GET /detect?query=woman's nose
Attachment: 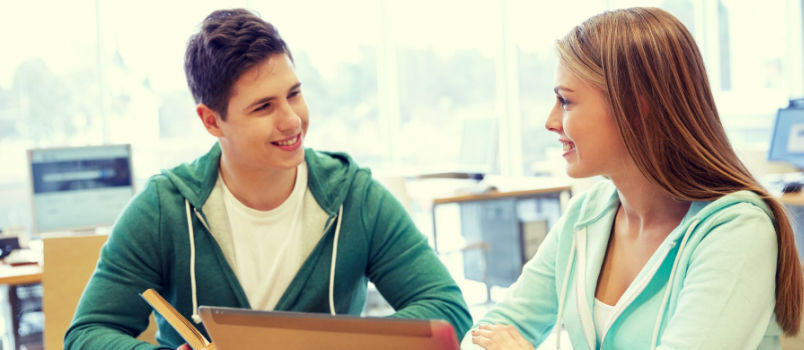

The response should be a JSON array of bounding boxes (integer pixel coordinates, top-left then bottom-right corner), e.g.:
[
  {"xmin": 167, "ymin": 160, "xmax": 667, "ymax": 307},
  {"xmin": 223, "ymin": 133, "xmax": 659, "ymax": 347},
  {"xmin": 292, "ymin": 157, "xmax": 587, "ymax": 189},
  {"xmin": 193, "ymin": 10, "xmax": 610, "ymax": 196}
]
[{"xmin": 545, "ymin": 103, "xmax": 562, "ymax": 133}]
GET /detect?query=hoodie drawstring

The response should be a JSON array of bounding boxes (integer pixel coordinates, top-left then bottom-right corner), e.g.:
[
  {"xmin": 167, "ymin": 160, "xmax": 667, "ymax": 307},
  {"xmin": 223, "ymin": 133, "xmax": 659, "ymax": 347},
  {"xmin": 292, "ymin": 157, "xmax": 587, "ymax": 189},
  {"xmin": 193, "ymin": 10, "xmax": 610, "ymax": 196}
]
[
  {"xmin": 185, "ymin": 200, "xmax": 203, "ymax": 324},
  {"xmin": 649, "ymin": 219, "xmax": 698, "ymax": 349},
  {"xmin": 555, "ymin": 232, "xmax": 578, "ymax": 350},
  {"xmin": 184, "ymin": 200, "xmax": 343, "ymax": 320},
  {"xmin": 550, "ymin": 220, "xmax": 698, "ymax": 350},
  {"xmin": 329, "ymin": 205, "xmax": 343, "ymax": 315}
]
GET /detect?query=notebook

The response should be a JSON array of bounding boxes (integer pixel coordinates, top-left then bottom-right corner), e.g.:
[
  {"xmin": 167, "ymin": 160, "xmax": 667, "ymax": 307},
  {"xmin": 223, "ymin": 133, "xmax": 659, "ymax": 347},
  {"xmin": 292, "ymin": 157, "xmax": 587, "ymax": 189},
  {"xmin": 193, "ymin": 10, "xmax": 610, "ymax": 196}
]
[
  {"xmin": 198, "ymin": 305, "xmax": 460, "ymax": 350},
  {"xmin": 140, "ymin": 289, "xmax": 215, "ymax": 350}
]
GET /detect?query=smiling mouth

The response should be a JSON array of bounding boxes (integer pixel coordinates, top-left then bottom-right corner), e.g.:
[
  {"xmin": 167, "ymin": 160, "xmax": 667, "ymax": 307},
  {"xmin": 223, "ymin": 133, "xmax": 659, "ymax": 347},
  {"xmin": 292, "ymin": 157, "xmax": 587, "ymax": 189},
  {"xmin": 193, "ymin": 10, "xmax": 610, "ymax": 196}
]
[
  {"xmin": 561, "ymin": 140, "xmax": 575, "ymax": 152},
  {"xmin": 272, "ymin": 134, "xmax": 300, "ymax": 146}
]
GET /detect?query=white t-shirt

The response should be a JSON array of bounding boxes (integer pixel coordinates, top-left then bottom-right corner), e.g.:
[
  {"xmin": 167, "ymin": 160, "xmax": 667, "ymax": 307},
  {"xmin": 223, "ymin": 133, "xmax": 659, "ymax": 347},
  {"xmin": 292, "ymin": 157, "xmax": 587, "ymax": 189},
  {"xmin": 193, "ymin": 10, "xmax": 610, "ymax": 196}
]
[
  {"xmin": 221, "ymin": 162, "xmax": 308, "ymax": 310},
  {"xmin": 594, "ymin": 298, "xmax": 615, "ymax": 344}
]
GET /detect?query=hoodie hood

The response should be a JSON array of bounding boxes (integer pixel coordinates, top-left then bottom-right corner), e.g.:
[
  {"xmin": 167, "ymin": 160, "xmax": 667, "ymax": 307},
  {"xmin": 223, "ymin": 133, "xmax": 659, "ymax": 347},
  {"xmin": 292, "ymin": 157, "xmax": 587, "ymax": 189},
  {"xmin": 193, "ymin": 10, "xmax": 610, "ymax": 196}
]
[
  {"xmin": 160, "ymin": 142, "xmax": 360, "ymax": 214},
  {"xmin": 160, "ymin": 142, "xmax": 364, "ymax": 323},
  {"xmin": 571, "ymin": 180, "xmax": 774, "ymax": 243}
]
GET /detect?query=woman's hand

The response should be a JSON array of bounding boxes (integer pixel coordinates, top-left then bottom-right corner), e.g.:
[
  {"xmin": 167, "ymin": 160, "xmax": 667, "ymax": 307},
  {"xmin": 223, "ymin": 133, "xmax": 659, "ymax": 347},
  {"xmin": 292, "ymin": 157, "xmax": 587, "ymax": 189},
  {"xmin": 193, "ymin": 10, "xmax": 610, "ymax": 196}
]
[
  {"xmin": 471, "ymin": 324, "xmax": 535, "ymax": 350},
  {"xmin": 176, "ymin": 343, "xmax": 191, "ymax": 350}
]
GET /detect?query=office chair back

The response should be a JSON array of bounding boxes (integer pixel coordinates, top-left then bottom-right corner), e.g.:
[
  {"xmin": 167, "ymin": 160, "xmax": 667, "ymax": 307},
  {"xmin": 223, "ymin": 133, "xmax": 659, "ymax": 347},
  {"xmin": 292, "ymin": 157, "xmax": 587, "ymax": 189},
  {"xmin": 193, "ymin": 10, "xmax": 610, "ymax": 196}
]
[{"xmin": 42, "ymin": 234, "xmax": 156, "ymax": 349}]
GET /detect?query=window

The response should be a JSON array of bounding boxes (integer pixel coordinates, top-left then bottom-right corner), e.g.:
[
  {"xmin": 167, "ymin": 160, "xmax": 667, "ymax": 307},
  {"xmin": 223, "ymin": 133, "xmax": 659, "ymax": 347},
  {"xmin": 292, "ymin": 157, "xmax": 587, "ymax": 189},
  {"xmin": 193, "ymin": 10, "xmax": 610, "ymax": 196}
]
[
  {"xmin": 711, "ymin": 0, "xmax": 802, "ymax": 149},
  {"xmin": 608, "ymin": 0, "xmax": 803, "ymax": 150},
  {"xmin": 383, "ymin": 0, "xmax": 500, "ymax": 174},
  {"xmin": 0, "ymin": 0, "xmax": 801, "ymax": 233},
  {"xmin": 260, "ymin": 0, "xmax": 384, "ymax": 168},
  {"xmin": 0, "ymin": 0, "xmax": 102, "ymax": 232},
  {"xmin": 510, "ymin": 0, "xmax": 605, "ymax": 176}
]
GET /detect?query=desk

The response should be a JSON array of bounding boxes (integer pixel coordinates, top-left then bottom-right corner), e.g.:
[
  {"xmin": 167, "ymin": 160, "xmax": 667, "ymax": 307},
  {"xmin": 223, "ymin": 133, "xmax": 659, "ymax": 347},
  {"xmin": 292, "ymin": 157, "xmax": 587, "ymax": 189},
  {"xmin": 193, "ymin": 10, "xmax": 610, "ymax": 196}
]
[
  {"xmin": 0, "ymin": 265, "xmax": 42, "ymax": 286},
  {"xmin": 0, "ymin": 263, "xmax": 43, "ymax": 350},
  {"xmin": 779, "ymin": 193, "xmax": 804, "ymax": 206},
  {"xmin": 431, "ymin": 180, "xmax": 572, "ymax": 288},
  {"xmin": 432, "ymin": 185, "xmax": 573, "ymax": 205},
  {"xmin": 778, "ymin": 193, "xmax": 804, "ymax": 263},
  {"xmin": 0, "ymin": 236, "xmax": 157, "ymax": 350}
]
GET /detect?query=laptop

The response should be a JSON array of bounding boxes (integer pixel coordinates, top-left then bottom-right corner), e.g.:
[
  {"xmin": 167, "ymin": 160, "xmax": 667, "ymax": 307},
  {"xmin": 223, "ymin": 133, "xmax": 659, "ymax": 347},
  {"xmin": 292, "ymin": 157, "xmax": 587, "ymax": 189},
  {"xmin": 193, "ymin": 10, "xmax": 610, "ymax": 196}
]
[{"xmin": 198, "ymin": 306, "xmax": 460, "ymax": 350}]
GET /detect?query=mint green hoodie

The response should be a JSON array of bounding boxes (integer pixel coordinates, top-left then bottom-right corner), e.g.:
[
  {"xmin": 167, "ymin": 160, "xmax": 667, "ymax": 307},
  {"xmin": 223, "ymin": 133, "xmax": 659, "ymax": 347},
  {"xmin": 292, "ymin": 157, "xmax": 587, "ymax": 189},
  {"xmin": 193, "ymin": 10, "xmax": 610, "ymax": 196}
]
[
  {"xmin": 65, "ymin": 143, "xmax": 471, "ymax": 349},
  {"xmin": 462, "ymin": 180, "xmax": 781, "ymax": 350}
]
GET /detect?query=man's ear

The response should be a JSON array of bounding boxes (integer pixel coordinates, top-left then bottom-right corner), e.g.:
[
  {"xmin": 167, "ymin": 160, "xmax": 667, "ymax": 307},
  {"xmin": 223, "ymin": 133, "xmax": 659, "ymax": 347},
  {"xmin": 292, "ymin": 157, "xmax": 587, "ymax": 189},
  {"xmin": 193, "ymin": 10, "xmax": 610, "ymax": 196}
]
[{"xmin": 197, "ymin": 104, "xmax": 224, "ymax": 137}]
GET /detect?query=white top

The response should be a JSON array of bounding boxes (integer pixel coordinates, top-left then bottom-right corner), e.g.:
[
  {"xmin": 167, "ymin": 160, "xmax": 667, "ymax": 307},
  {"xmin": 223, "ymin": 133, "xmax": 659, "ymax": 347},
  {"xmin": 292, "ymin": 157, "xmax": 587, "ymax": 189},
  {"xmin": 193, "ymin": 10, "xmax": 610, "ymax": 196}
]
[
  {"xmin": 594, "ymin": 297, "xmax": 615, "ymax": 344},
  {"xmin": 221, "ymin": 162, "xmax": 309, "ymax": 310}
]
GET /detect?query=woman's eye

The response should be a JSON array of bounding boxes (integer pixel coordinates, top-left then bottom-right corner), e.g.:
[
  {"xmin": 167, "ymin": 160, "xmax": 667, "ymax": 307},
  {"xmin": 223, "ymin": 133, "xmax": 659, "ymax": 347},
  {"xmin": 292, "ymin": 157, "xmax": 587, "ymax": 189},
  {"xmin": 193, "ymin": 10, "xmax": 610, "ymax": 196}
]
[{"xmin": 557, "ymin": 96, "xmax": 570, "ymax": 109}]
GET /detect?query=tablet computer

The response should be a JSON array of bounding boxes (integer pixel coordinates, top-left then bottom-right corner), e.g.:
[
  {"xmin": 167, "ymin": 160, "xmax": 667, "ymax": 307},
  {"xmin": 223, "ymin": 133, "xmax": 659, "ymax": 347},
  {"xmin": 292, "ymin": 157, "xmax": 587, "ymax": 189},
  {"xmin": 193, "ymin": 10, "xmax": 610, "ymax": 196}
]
[{"xmin": 198, "ymin": 306, "xmax": 459, "ymax": 350}]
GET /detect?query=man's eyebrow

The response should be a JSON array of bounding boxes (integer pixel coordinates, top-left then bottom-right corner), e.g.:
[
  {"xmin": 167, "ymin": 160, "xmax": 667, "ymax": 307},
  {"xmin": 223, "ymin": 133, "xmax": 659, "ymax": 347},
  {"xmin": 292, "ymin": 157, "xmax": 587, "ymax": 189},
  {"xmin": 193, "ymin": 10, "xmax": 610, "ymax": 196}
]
[
  {"xmin": 245, "ymin": 96, "xmax": 275, "ymax": 112},
  {"xmin": 244, "ymin": 83, "xmax": 303, "ymax": 112}
]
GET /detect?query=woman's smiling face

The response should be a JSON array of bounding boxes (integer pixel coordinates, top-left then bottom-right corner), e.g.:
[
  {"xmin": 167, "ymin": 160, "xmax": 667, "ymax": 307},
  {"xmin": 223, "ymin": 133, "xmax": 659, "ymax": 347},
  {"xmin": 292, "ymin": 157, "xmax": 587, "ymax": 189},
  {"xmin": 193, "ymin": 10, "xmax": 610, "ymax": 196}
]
[{"xmin": 544, "ymin": 62, "xmax": 632, "ymax": 179}]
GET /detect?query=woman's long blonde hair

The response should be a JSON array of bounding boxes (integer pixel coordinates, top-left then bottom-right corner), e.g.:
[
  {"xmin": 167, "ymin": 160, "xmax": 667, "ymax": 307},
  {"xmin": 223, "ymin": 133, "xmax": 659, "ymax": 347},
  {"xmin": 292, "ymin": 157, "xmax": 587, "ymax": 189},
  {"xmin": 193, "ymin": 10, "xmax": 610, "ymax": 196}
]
[{"xmin": 556, "ymin": 7, "xmax": 802, "ymax": 335}]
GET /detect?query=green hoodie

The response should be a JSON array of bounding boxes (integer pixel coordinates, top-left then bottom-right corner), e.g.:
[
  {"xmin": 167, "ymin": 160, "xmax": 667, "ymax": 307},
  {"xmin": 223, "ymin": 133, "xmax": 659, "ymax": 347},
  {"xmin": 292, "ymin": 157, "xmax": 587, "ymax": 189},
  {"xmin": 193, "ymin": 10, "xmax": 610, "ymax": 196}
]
[{"xmin": 65, "ymin": 143, "xmax": 471, "ymax": 349}]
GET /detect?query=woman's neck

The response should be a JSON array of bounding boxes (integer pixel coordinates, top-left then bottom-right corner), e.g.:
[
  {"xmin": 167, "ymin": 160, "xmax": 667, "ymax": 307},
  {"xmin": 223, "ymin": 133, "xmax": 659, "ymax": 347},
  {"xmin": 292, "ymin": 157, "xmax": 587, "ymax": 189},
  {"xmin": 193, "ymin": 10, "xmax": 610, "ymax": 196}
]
[{"xmin": 610, "ymin": 173, "xmax": 690, "ymax": 237}]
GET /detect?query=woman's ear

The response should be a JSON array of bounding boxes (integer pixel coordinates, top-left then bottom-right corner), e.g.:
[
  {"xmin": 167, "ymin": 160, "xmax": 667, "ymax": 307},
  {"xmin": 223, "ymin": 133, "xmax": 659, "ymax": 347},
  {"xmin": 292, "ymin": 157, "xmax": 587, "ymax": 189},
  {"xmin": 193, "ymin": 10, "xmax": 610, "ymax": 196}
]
[
  {"xmin": 637, "ymin": 95, "xmax": 651, "ymax": 118},
  {"xmin": 197, "ymin": 104, "xmax": 224, "ymax": 137}
]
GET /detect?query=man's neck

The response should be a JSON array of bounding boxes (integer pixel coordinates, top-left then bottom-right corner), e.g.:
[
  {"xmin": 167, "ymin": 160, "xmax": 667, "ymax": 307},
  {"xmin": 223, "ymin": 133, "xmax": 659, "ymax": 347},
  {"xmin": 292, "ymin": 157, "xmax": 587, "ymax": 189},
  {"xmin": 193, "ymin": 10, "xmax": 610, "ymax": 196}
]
[{"xmin": 219, "ymin": 156, "xmax": 297, "ymax": 211}]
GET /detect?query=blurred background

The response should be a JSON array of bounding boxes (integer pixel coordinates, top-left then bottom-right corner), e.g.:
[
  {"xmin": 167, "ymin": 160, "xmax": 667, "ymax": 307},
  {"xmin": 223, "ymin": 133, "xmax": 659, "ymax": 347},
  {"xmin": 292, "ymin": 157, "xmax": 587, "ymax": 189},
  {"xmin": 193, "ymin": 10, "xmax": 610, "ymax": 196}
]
[
  {"xmin": 1, "ymin": 0, "xmax": 804, "ymax": 348},
  {"xmin": 2, "ymin": 0, "xmax": 800, "ymax": 233}
]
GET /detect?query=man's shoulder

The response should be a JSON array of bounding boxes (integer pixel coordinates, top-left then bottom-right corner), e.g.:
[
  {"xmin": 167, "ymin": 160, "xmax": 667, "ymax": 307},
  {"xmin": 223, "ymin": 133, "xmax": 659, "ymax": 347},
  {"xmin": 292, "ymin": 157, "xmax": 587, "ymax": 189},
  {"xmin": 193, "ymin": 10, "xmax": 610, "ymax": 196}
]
[
  {"xmin": 129, "ymin": 173, "xmax": 189, "ymax": 209},
  {"xmin": 305, "ymin": 148, "xmax": 355, "ymax": 168},
  {"xmin": 304, "ymin": 148, "xmax": 381, "ymax": 214},
  {"xmin": 304, "ymin": 148, "xmax": 364, "ymax": 182}
]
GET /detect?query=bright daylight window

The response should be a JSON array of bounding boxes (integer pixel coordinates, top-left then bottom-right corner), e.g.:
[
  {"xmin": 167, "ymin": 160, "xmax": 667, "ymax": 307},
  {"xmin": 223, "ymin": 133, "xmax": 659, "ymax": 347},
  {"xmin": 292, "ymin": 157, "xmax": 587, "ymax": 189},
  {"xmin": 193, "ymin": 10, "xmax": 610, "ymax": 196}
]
[
  {"xmin": 385, "ymin": 0, "xmax": 498, "ymax": 174},
  {"xmin": 609, "ymin": 0, "xmax": 804, "ymax": 155},
  {"xmin": 0, "ymin": 0, "xmax": 801, "ymax": 238}
]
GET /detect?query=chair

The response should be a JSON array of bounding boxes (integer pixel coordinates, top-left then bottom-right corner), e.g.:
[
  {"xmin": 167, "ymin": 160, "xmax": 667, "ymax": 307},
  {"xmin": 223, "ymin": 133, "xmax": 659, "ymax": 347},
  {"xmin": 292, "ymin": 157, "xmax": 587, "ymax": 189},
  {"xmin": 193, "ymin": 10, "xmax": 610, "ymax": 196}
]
[{"xmin": 42, "ymin": 234, "xmax": 156, "ymax": 349}]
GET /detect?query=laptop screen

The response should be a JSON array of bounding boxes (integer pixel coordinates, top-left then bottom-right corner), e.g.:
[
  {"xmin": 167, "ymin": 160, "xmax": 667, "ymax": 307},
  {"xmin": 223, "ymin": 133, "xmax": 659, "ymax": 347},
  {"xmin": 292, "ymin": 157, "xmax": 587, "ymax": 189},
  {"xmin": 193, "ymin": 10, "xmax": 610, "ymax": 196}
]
[
  {"xmin": 27, "ymin": 144, "xmax": 134, "ymax": 236},
  {"xmin": 768, "ymin": 107, "xmax": 804, "ymax": 170}
]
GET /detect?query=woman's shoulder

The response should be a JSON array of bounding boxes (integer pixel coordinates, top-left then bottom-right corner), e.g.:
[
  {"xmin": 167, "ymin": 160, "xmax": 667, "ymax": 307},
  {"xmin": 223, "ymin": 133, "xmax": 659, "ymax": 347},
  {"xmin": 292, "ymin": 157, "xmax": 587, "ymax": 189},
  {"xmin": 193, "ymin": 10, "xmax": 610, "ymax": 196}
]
[
  {"xmin": 682, "ymin": 191, "xmax": 776, "ymax": 256},
  {"xmin": 690, "ymin": 190, "xmax": 773, "ymax": 227}
]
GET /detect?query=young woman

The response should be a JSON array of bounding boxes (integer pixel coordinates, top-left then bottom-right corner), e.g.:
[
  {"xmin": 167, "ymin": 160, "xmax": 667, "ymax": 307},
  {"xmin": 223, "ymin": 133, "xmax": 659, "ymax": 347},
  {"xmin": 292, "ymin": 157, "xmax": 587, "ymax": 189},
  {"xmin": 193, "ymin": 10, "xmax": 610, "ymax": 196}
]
[{"xmin": 464, "ymin": 7, "xmax": 802, "ymax": 350}]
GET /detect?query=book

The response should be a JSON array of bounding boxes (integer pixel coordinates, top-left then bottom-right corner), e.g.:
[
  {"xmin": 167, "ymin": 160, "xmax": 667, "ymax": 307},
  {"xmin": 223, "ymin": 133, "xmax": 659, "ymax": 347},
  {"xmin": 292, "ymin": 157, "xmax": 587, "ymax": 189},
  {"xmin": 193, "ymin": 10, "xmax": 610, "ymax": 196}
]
[{"xmin": 140, "ymin": 288, "xmax": 216, "ymax": 350}]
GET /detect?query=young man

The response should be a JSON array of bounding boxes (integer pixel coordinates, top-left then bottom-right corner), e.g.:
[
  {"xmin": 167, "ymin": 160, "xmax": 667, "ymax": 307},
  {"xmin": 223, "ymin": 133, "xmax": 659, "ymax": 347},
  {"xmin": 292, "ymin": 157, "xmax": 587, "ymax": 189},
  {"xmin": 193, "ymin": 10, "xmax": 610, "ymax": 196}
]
[{"xmin": 65, "ymin": 8, "xmax": 471, "ymax": 349}]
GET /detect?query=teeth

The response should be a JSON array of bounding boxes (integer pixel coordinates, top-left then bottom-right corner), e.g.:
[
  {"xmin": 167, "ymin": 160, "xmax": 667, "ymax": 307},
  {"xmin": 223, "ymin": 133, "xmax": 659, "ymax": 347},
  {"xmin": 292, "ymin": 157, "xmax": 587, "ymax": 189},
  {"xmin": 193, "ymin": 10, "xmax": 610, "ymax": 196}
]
[
  {"xmin": 563, "ymin": 142, "xmax": 573, "ymax": 152},
  {"xmin": 276, "ymin": 135, "xmax": 297, "ymax": 146}
]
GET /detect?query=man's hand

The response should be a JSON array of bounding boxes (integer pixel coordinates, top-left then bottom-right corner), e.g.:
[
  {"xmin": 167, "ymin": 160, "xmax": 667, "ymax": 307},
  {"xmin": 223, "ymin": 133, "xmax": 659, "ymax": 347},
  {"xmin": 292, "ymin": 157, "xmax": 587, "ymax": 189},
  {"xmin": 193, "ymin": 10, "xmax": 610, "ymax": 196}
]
[
  {"xmin": 471, "ymin": 324, "xmax": 535, "ymax": 350},
  {"xmin": 177, "ymin": 343, "xmax": 191, "ymax": 350}
]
